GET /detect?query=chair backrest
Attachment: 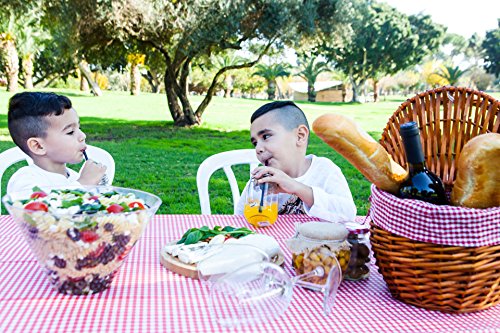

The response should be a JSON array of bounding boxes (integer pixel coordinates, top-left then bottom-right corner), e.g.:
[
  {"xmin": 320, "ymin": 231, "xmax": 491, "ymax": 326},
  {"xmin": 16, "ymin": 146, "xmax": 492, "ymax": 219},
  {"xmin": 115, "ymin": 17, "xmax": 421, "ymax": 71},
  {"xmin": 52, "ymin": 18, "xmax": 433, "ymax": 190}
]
[
  {"xmin": 84, "ymin": 145, "xmax": 116, "ymax": 186},
  {"xmin": 0, "ymin": 145, "xmax": 115, "ymax": 212},
  {"xmin": 196, "ymin": 149, "xmax": 259, "ymax": 215}
]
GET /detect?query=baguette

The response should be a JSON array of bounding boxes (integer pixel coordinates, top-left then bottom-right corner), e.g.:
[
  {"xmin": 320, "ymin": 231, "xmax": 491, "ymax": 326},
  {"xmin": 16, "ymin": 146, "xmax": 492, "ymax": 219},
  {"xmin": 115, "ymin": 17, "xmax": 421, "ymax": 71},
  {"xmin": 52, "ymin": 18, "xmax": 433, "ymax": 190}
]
[
  {"xmin": 451, "ymin": 133, "xmax": 500, "ymax": 208},
  {"xmin": 312, "ymin": 114, "xmax": 407, "ymax": 194}
]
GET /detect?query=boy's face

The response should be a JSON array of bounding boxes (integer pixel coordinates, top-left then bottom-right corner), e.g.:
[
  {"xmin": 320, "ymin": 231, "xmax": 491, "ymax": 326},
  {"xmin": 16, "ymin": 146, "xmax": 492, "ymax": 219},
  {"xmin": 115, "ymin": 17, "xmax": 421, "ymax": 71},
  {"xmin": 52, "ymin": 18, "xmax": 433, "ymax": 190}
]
[
  {"xmin": 38, "ymin": 108, "xmax": 87, "ymax": 164},
  {"xmin": 250, "ymin": 112, "xmax": 305, "ymax": 176}
]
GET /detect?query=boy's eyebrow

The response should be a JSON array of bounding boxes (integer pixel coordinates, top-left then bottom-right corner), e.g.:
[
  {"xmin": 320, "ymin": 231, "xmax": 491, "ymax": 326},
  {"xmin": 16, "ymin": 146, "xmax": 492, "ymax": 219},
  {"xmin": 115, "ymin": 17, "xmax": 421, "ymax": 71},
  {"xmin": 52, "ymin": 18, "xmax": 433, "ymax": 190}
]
[
  {"xmin": 61, "ymin": 122, "xmax": 78, "ymax": 132},
  {"xmin": 257, "ymin": 129, "xmax": 272, "ymax": 136}
]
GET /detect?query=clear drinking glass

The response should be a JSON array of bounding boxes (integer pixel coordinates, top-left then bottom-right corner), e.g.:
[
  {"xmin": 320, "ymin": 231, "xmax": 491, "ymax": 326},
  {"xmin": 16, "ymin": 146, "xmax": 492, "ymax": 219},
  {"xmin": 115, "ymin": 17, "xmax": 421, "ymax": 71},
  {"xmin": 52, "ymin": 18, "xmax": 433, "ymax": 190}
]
[
  {"xmin": 208, "ymin": 256, "xmax": 342, "ymax": 327},
  {"xmin": 197, "ymin": 244, "xmax": 271, "ymax": 284},
  {"xmin": 243, "ymin": 178, "xmax": 279, "ymax": 228}
]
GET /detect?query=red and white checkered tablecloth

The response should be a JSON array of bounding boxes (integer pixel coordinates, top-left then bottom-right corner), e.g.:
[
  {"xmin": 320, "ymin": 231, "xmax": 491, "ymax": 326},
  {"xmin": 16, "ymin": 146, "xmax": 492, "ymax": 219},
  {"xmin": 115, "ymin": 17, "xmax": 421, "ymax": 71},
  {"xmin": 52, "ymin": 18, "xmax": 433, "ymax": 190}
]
[{"xmin": 1, "ymin": 214, "xmax": 499, "ymax": 333}]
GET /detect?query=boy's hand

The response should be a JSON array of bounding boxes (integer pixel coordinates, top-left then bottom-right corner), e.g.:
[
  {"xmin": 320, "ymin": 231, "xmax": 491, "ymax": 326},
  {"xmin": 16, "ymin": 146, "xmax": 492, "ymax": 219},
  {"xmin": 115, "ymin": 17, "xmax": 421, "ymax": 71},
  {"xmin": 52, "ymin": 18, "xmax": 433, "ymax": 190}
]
[
  {"xmin": 78, "ymin": 159, "xmax": 107, "ymax": 185},
  {"xmin": 252, "ymin": 166, "xmax": 314, "ymax": 207},
  {"xmin": 252, "ymin": 166, "xmax": 299, "ymax": 194}
]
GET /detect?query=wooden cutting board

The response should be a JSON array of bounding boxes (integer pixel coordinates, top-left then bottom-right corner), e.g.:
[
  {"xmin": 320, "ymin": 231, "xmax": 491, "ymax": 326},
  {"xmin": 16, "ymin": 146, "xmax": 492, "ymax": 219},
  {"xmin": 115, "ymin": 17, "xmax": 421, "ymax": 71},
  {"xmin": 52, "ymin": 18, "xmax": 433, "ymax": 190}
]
[{"xmin": 160, "ymin": 242, "xmax": 285, "ymax": 280}]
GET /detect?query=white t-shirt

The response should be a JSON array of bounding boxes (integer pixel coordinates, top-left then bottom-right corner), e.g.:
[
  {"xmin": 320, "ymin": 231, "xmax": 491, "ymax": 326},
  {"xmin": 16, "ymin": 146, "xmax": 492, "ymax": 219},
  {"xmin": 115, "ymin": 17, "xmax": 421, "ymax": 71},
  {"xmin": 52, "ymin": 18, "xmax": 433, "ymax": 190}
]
[
  {"xmin": 7, "ymin": 164, "xmax": 82, "ymax": 198},
  {"xmin": 236, "ymin": 154, "xmax": 357, "ymax": 223}
]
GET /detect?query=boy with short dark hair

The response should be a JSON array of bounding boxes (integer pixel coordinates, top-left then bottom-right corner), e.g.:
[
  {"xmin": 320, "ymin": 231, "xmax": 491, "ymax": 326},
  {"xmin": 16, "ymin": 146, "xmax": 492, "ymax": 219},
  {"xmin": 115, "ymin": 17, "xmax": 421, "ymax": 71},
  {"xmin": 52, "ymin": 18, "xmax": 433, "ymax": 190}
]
[
  {"xmin": 235, "ymin": 101, "xmax": 356, "ymax": 222},
  {"xmin": 6, "ymin": 92, "xmax": 107, "ymax": 195}
]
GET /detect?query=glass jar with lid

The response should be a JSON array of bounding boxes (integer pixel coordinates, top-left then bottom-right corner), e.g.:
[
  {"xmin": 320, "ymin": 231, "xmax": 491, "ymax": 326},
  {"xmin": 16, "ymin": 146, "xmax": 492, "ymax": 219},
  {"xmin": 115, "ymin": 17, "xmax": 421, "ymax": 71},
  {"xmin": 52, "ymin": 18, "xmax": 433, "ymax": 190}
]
[
  {"xmin": 286, "ymin": 222, "xmax": 351, "ymax": 286},
  {"xmin": 344, "ymin": 223, "xmax": 371, "ymax": 281}
]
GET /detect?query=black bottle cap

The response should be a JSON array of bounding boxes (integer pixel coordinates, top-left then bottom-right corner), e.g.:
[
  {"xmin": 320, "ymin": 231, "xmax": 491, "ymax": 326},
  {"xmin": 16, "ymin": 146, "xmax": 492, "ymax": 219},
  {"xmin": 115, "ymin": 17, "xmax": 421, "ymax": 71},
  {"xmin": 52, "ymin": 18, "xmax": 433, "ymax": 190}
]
[
  {"xmin": 399, "ymin": 121, "xmax": 425, "ymax": 164},
  {"xmin": 400, "ymin": 121, "xmax": 419, "ymax": 137}
]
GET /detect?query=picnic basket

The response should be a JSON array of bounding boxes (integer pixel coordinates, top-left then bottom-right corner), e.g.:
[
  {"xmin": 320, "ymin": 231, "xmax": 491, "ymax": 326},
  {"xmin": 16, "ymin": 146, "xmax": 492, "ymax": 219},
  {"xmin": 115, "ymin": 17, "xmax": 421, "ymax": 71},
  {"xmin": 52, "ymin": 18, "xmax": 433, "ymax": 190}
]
[{"xmin": 369, "ymin": 86, "xmax": 500, "ymax": 313}]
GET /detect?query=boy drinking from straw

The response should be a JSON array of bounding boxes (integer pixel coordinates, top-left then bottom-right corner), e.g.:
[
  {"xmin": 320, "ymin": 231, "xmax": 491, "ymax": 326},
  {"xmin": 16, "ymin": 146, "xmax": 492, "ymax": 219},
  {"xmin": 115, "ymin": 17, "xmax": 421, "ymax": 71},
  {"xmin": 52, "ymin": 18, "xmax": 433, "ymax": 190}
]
[
  {"xmin": 6, "ymin": 92, "xmax": 107, "ymax": 195},
  {"xmin": 236, "ymin": 101, "xmax": 356, "ymax": 223}
]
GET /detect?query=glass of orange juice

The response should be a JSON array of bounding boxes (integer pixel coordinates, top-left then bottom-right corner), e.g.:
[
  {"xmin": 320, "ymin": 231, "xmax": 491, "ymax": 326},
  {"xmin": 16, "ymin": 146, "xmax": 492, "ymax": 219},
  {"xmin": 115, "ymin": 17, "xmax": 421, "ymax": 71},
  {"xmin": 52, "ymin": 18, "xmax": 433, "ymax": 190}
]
[{"xmin": 243, "ymin": 178, "xmax": 278, "ymax": 228}]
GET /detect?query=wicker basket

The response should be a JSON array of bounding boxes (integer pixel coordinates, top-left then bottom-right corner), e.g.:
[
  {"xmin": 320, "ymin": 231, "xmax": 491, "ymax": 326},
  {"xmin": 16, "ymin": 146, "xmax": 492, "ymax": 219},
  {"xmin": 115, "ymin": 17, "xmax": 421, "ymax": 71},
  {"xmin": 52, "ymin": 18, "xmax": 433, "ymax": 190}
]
[{"xmin": 370, "ymin": 86, "xmax": 500, "ymax": 313}]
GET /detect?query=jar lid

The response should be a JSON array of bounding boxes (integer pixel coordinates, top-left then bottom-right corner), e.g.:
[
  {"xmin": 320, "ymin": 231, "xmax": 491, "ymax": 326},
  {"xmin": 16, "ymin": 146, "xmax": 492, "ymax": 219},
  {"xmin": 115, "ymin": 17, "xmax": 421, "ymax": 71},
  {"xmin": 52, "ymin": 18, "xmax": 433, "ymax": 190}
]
[
  {"xmin": 346, "ymin": 222, "xmax": 369, "ymax": 234},
  {"xmin": 297, "ymin": 222, "xmax": 348, "ymax": 241}
]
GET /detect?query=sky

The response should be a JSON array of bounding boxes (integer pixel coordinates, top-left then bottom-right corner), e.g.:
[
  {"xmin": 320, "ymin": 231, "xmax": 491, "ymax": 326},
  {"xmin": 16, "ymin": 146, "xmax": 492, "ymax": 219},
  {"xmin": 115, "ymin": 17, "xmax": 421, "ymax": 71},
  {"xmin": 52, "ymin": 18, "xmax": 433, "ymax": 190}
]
[{"xmin": 382, "ymin": 0, "xmax": 499, "ymax": 38}]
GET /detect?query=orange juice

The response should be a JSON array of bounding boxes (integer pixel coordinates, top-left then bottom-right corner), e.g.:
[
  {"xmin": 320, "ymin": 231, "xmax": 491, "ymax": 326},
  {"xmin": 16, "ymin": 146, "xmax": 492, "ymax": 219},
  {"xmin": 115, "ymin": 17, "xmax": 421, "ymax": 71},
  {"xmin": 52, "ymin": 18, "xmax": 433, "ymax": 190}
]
[{"xmin": 243, "ymin": 201, "xmax": 278, "ymax": 228}]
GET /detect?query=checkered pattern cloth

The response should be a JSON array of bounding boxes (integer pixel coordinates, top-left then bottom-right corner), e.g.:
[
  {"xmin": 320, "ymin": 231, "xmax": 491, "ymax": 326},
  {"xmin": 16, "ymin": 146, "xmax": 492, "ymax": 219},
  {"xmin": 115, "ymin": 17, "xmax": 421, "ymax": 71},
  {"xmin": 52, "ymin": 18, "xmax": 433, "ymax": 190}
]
[
  {"xmin": 1, "ymin": 214, "xmax": 499, "ymax": 333},
  {"xmin": 370, "ymin": 185, "xmax": 500, "ymax": 247}
]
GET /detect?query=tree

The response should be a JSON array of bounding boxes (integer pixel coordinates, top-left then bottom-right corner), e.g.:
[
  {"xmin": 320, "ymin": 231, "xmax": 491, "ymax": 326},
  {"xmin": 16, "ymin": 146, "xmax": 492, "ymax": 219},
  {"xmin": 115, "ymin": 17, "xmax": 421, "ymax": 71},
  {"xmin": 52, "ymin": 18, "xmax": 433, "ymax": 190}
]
[
  {"xmin": 127, "ymin": 53, "xmax": 145, "ymax": 95},
  {"xmin": 296, "ymin": 54, "xmax": 330, "ymax": 102},
  {"xmin": 211, "ymin": 52, "xmax": 247, "ymax": 98},
  {"xmin": 321, "ymin": 2, "xmax": 444, "ymax": 102},
  {"xmin": 41, "ymin": 0, "xmax": 111, "ymax": 95},
  {"xmin": 434, "ymin": 64, "xmax": 467, "ymax": 86},
  {"xmin": 1, "ymin": 1, "xmax": 28, "ymax": 91},
  {"xmin": 253, "ymin": 63, "xmax": 291, "ymax": 100},
  {"xmin": 482, "ymin": 20, "xmax": 500, "ymax": 78},
  {"xmin": 82, "ymin": 0, "xmax": 343, "ymax": 126}
]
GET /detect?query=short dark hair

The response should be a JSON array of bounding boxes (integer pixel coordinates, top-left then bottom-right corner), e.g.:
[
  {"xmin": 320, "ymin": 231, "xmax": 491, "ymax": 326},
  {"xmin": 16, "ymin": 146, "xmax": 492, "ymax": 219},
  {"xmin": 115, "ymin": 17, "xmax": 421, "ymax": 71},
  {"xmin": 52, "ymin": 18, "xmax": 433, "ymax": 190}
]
[
  {"xmin": 8, "ymin": 92, "xmax": 73, "ymax": 155},
  {"xmin": 250, "ymin": 101, "xmax": 310, "ymax": 132}
]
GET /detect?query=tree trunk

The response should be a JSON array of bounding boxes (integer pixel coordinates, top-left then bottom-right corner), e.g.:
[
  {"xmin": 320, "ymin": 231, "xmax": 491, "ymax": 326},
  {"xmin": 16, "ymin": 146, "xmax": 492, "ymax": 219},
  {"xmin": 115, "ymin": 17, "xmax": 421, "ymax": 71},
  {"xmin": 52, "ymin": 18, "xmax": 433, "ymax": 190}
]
[
  {"xmin": 142, "ymin": 70, "xmax": 161, "ymax": 93},
  {"xmin": 79, "ymin": 69, "xmax": 89, "ymax": 92},
  {"xmin": 22, "ymin": 53, "xmax": 34, "ymax": 89},
  {"xmin": 164, "ymin": 66, "xmax": 198, "ymax": 126},
  {"xmin": 224, "ymin": 75, "xmax": 233, "ymax": 98},
  {"xmin": 307, "ymin": 82, "xmax": 316, "ymax": 102},
  {"xmin": 373, "ymin": 80, "xmax": 378, "ymax": 102},
  {"xmin": 78, "ymin": 60, "xmax": 102, "ymax": 96},
  {"xmin": 3, "ymin": 37, "xmax": 19, "ymax": 92},
  {"xmin": 350, "ymin": 75, "xmax": 363, "ymax": 103},
  {"xmin": 267, "ymin": 81, "xmax": 276, "ymax": 100},
  {"xmin": 130, "ymin": 63, "xmax": 140, "ymax": 95}
]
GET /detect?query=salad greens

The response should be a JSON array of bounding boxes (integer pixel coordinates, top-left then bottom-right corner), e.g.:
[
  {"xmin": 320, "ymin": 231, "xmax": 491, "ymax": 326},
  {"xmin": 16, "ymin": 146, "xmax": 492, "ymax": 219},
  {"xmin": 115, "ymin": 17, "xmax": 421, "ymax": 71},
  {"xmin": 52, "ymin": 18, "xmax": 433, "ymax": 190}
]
[{"xmin": 177, "ymin": 225, "xmax": 254, "ymax": 245}]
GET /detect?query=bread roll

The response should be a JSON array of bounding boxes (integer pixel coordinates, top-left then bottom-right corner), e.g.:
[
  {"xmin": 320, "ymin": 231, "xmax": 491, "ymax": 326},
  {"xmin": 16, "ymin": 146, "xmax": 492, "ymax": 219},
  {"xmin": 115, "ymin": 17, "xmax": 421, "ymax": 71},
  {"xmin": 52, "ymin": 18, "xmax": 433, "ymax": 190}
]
[
  {"xmin": 312, "ymin": 114, "xmax": 407, "ymax": 194},
  {"xmin": 451, "ymin": 133, "xmax": 500, "ymax": 208}
]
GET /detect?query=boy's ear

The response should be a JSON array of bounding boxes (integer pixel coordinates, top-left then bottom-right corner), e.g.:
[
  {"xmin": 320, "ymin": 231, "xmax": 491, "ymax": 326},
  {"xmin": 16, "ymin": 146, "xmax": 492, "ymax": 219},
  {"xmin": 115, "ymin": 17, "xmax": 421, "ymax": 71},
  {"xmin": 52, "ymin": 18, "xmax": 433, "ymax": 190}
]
[
  {"xmin": 26, "ymin": 137, "xmax": 47, "ymax": 156},
  {"xmin": 296, "ymin": 125, "xmax": 309, "ymax": 146}
]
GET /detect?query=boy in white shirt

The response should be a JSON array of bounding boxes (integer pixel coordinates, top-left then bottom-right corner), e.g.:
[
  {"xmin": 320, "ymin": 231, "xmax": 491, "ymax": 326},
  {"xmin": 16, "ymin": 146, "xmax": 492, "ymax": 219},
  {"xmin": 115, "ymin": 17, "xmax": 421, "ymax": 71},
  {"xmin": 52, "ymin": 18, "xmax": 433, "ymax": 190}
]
[
  {"xmin": 6, "ymin": 92, "xmax": 107, "ymax": 195},
  {"xmin": 236, "ymin": 101, "xmax": 356, "ymax": 223}
]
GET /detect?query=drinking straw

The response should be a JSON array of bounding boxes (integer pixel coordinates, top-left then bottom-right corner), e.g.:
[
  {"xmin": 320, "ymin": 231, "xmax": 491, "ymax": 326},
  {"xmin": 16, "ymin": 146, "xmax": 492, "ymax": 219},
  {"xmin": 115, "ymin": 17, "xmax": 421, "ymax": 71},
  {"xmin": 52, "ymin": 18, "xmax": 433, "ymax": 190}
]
[
  {"xmin": 83, "ymin": 150, "xmax": 88, "ymax": 161},
  {"xmin": 258, "ymin": 183, "xmax": 265, "ymax": 213}
]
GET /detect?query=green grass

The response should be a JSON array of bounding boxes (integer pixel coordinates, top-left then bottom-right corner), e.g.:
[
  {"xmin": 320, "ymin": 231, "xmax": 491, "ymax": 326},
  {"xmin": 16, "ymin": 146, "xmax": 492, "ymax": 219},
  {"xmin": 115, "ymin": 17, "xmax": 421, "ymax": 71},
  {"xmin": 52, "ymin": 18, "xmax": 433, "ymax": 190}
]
[{"xmin": 2, "ymin": 88, "xmax": 496, "ymax": 215}]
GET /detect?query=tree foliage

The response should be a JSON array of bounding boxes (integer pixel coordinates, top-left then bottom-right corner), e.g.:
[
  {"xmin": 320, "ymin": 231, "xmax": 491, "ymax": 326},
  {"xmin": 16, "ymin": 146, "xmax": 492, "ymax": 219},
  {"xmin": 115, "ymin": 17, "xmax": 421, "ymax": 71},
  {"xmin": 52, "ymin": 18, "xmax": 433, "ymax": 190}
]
[
  {"xmin": 320, "ymin": 1, "xmax": 445, "ymax": 101},
  {"xmin": 253, "ymin": 63, "xmax": 291, "ymax": 100},
  {"xmin": 77, "ymin": 0, "xmax": 345, "ymax": 125},
  {"xmin": 296, "ymin": 53, "xmax": 330, "ymax": 102},
  {"xmin": 482, "ymin": 20, "xmax": 500, "ymax": 78}
]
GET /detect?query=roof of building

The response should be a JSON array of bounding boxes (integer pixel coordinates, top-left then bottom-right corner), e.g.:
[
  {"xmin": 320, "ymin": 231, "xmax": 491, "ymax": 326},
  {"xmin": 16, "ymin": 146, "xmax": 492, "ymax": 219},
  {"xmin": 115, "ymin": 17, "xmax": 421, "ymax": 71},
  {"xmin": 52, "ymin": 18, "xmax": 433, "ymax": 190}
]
[{"xmin": 288, "ymin": 80, "xmax": 343, "ymax": 93}]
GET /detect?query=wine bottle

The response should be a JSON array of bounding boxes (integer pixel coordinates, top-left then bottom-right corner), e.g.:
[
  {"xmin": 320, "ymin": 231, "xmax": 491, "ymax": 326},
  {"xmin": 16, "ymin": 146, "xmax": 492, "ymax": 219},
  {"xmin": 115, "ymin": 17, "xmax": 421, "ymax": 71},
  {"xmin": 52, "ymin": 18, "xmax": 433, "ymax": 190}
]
[{"xmin": 398, "ymin": 122, "xmax": 448, "ymax": 205}]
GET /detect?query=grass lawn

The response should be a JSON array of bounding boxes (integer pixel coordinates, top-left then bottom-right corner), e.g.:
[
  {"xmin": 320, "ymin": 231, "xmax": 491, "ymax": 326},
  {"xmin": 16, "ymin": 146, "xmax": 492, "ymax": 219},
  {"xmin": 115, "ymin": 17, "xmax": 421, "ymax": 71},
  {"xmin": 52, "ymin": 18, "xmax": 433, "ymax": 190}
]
[{"xmin": 1, "ymin": 89, "xmax": 497, "ymax": 216}]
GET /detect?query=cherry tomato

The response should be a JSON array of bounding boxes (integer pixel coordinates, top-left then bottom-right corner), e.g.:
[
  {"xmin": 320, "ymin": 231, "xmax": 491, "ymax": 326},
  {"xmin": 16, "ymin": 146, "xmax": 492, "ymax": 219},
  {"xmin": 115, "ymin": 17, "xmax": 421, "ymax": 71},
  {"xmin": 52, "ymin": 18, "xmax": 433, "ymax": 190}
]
[
  {"xmin": 106, "ymin": 204, "xmax": 124, "ymax": 213},
  {"xmin": 89, "ymin": 195, "xmax": 99, "ymax": 201},
  {"xmin": 128, "ymin": 201, "xmax": 145, "ymax": 210},
  {"xmin": 30, "ymin": 191, "xmax": 47, "ymax": 199},
  {"xmin": 24, "ymin": 202, "xmax": 49, "ymax": 212},
  {"xmin": 80, "ymin": 230, "xmax": 99, "ymax": 243}
]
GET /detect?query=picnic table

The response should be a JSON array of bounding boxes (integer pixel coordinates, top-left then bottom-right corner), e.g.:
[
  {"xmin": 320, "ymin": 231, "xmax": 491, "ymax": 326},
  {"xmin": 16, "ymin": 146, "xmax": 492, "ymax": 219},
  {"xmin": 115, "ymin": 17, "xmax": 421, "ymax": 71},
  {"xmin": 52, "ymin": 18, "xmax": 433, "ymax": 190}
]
[{"xmin": 1, "ymin": 214, "xmax": 499, "ymax": 333}]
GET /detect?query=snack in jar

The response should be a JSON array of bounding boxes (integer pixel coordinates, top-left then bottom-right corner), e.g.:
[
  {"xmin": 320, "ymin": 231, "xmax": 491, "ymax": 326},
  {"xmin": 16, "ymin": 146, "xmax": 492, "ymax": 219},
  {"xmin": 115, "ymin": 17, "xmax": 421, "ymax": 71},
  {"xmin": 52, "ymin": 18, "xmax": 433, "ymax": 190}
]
[
  {"xmin": 286, "ymin": 222, "xmax": 350, "ymax": 285},
  {"xmin": 344, "ymin": 223, "xmax": 371, "ymax": 281}
]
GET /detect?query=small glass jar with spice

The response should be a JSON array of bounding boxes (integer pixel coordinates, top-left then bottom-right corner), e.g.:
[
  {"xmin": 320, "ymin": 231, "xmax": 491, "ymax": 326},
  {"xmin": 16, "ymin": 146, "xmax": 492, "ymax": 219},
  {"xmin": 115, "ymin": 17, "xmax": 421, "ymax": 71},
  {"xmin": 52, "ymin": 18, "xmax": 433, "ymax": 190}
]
[{"xmin": 344, "ymin": 223, "xmax": 371, "ymax": 281}]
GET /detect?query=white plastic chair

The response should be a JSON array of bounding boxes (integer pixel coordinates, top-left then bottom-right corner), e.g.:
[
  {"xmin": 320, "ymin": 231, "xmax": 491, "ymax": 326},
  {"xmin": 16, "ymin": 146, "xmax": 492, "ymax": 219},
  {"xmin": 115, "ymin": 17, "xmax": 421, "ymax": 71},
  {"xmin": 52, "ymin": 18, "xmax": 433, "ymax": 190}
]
[
  {"xmin": 197, "ymin": 149, "xmax": 260, "ymax": 215},
  {"xmin": 0, "ymin": 145, "xmax": 115, "ymax": 211}
]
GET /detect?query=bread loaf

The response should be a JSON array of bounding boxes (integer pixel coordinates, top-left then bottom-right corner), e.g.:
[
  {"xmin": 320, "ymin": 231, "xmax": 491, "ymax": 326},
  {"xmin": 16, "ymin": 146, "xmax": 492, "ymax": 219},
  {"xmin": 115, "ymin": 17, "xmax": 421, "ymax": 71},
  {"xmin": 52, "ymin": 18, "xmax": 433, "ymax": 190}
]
[
  {"xmin": 451, "ymin": 133, "xmax": 500, "ymax": 208},
  {"xmin": 312, "ymin": 114, "xmax": 407, "ymax": 194}
]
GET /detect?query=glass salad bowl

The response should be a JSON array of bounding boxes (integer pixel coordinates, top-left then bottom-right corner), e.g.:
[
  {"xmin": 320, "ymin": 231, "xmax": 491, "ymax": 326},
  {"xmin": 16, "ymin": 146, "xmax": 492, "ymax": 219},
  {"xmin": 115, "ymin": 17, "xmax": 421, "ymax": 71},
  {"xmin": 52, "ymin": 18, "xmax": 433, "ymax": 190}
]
[{"xmin": 2, "ymin": 186, "xmax": 161, "ymax": 295}]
